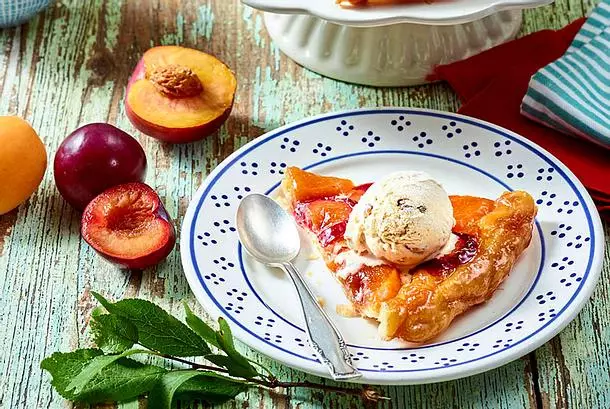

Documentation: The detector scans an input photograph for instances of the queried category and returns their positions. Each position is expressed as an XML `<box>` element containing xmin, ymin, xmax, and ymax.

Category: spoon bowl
<box><xmin>236</xmin><ymin>194</ymin><xmax>300</xmax><ymax>264</ymax></box>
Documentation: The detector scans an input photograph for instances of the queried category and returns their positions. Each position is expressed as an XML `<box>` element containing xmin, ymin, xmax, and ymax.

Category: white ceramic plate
<box><xmin>181</xmin><ymin>108</ymin><xmax>604</xmax><ymax>385</ymax></box>
<box><xmin>242</xmin><ymin>0</ymin><xmax>552</xmax><ymax>26</ymax></box>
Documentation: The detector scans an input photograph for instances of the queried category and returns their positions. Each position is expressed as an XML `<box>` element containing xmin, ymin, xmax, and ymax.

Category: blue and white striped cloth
<box><xmin>521</xmin><ymin>0</ymin><xmax>610</xmax><ymax>149</ymax></box>
<box><xmin>0</xmin><ymin>0</ymin><xmax>51</xmax><ymax>28</ymax></box>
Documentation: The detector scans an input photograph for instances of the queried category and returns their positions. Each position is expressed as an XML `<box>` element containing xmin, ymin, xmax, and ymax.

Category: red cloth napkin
<box><xmin>431</xmin><ymin>19</ymin><xmax>610</xmax><ymax>221</ymax></box>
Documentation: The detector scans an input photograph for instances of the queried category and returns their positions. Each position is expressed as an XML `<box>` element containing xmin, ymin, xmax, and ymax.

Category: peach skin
<box><xmin>0</xmin><ymin>116</ymin><xmax>47</xmax><ymax>215</ymax></box>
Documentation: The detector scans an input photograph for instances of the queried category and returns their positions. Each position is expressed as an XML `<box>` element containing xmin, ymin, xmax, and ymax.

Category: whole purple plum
<box><xmin>54</xmin><ymin>123</ymin><xmax>147</xmax><ymax>210</ymax></box>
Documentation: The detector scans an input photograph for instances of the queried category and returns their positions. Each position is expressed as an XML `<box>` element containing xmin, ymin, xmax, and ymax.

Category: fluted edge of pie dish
<box><xmin>263</xmin><ymin>11</ymin><xmax>522</xmax><ymax>86</ymax></box>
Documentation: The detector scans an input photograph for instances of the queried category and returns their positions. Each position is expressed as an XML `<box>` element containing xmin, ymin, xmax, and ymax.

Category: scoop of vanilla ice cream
<box><xmin>344</xmin><ymin>171</ymin><xmax>455</xmax><ymax>266</ymax></box>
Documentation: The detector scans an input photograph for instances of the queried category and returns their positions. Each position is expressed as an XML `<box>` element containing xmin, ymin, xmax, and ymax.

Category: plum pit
<box><xmin>105</xmin><ymin>191</ymin><xmax>155</xmax><ymax>235</ymax></box>
<box><xmin>147</xmin><ymin>64</ymin><xmax>203</xmax><ymax>98</ymax></box>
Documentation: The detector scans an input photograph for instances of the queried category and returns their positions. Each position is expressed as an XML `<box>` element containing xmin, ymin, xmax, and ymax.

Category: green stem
<box><xmin>247</xmin><ymin>377</ymin><xmax>389</xmax><ymax>402</ymax></box>
<box><xmin>158</xmin><ymin>354</ymin><xmax>389</xmax><ymax>403</ymax></box>
<box><xmin>160</xmin><ymin>354</ymin><xmax>230</xmax><ymax>374</ymax></box>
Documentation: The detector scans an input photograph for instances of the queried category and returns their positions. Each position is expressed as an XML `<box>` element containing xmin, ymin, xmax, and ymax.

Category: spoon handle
<box><xmin>280</xmin><ymin>261</ymin><xmax>361</xmax><ymax>381</ymax></box>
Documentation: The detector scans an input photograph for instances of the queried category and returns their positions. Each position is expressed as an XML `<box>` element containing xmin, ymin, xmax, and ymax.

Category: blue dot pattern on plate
<box><xmin>506</xmin><ymin>164</ymin><xmax>525</xmax><ymax>179</ymax></box>
<box><xmin>462</xmin><ymin>141</ymin><xmax>481</xmax><ymax>158</ymax></box>
<box><xmin>536</xmin><ymin>167</ymin><xmax>555</xmax><ymax>182</ymax></box>
<box><xmin>390</xmin><ymin>115</ymin><xmax>412</xmax><ymax>132</ymax></box>
<box><xmin>493</xmin><ymin>140</ymin><xmax>513</xmax><ymax>157</ymax></box>
<box><xmin>413</xmin><ymin>131</ymin><xmax>433</xmax><ymax>149</ymax></box>
<box><xmin>183</xmin><ymin>110</ymin><xmax>599</xmax><ymax>378</ymax></box>
<box><xmin>269</xmin><ymin>161</ymin><xmax>286</xmax><ymax>174</ymax></box>
<box><xmin>240</xmin><ymin>161</ymin><xmax>259</xmax><ymax>175</ymax></box>
<box><xmin>336</xmin><ymin>119</ymin><xmax>355</xmax><ymax>136</ymax></box>
<box><xmin>213</xmin><ymin>219</ymin><xmax>237</xmax><ymax>234</ymax></box>
<box><xmin>312</xmin><ymin>142</ymin><xmax>332</xmax><ymax>157</ymax></box>
<box><xmin>401</xmin><ymin>353</ymin><xmax>425</xmax><ymax>363</ymax></box>
<box><xmin>442</xmin><ymin>121</ymin><xmax>462</xmax><ymax>139</ymax></box>
<box><xmin>456</xmin><ymin>342</ymin><xmax>480</xmax><ymax>352</ymax></box>
<box><xmin>361</xmin><ymin>131</ymin><xmax>381</xmax><ymax>148</ymax></box>
<box><xmin>280</xmin><ymin>137</ymin><xmax>300</xmax><ymax>153</ymax></box>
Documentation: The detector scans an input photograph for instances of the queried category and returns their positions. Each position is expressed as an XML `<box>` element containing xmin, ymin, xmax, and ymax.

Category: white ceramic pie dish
<box><xmin>242</xmin><ymin>0</ymin><xmax>552</xmax><ymax>26</ymax></box>
<box><xmin>242</xmin><ymin>0</ymin><xmax>553</xmax><ymax>86</ymax></box>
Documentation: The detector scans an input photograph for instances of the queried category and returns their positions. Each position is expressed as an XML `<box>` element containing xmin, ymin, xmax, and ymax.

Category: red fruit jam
<box><xmin>419</xmin><ymin>233</ymin><xmax>479</xmax><ymax>277</ymax></box>
<box><xmin>293</xmin><ymin>183</ymin><xmax>372</xmax><ymax>247</ymax></box>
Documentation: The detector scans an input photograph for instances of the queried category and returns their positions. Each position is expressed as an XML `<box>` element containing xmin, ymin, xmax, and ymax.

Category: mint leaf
<box><xmin>41</xmin><ymin>349</ymin><xmax>167</xmax><ymax>403</ymax></box>
<box><xmin>183</xmin><ymin>305</ymin><xmax>258</xmax><ymax>377</ymax></box>
<box><xmin>91</xmin><ymin>314</ymin><xmax>138</xmax><ymax>353</ymax></box>
<box><xmin>147</xmin><ymin>370</ymin><xmax>202</xmax><ymax>409</ymax></box>
<box><xmin>203</xmin><ymin>354</ymin><xmax>255</xmax><ymax>379</ymax></box>
<box><xmin>183</xmin><ymin>302</ymin><xmax>220</xmax><ymax>348</ymax></box>
<box><xmin>176</xmin><ymin>372</ymin><xmax>249</xmax><ymax>404</ymax></box>
<box><xmin>148</xmin><ymin>370</ymin><xmax>248</xmax><ymax>409</ymax></box>
<box><xmin>41</xmin><ymin>349</ymin><xmax>103</xmax><ymax>400</ymax></box>
<box><xmin>67</xmin><ymin>349</ymin><xmax>152</xmax><ymax>394</ymax></box>
<box><xmin>93</xmin><ymin>292</ymin><xmax>210</xmax><ymax>357</ymax></box>
<box><xmin>215</xmin><ymin>318</ymin><xmax>258</xmax><ymax>379</ymax></box>
<box><xmin>80</xmin><ymin>358</ymin><xmax>166</xmax><ymax>402</ymax></box>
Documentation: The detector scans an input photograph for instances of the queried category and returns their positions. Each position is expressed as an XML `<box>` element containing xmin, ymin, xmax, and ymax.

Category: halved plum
<box><xmin>81</xmin><ymin>182</ymin><xmax>176</xmax><ymax>269</ymax></box>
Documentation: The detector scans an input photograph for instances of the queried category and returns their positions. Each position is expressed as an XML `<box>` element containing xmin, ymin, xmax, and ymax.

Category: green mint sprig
<box><xmin>41</xmin><ymin>292</ymin><xmax>389</xmax><ymax>407</ymax></box>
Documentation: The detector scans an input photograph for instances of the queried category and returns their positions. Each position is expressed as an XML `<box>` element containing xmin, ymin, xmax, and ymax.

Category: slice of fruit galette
<box><xmin>279</xmin><ymin>167</ymin><xmax>537</xmax><ymax>342</ymax></box>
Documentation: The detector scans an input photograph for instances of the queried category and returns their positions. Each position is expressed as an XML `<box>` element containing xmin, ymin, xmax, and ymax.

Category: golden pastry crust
<box><xmin>378</xmin><ymin>191</ymin><xmax>537</xmax><ymax>342</ymax></box>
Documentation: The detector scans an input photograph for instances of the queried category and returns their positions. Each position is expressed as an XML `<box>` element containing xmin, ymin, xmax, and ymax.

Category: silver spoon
<box><xmin>236</xmin><ymin>193</ymin><xmax>361</xmax><ymax>381</ymax></box>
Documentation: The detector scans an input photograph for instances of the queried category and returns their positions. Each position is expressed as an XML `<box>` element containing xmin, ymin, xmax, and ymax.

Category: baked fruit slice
<box><xmin>279</xmin><ymin>167</ymin><xmax>537</xmax><ymax>342</ymax></box>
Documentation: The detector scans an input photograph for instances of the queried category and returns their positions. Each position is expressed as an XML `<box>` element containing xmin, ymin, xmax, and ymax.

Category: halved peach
<box><xmin>81</xmin><ymin>182</ymin><xmax>176</xmax><ymax>269</ymax></box>
<box><xmin>125</xmin><ymin>46</ymin><xmax>237</xmax><ymax>143</ymax></box>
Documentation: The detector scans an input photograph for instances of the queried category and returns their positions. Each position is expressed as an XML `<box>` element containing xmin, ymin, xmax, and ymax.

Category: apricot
<box><xmin>125</xmin><ymin>46</ymin><xmax>237</xmax><ymax>143</ymax></box>
<box><xmin>0</xmin><ymin>117</ymin><xmax>47</xmax><ymax>215</ymax></box>
<box><xmin>450</xmin><ymin>195</ymin><xmax>495</xmax><ymax>235</ymax></box>
<box><xmin>282</xmin><ymin>167</ymin><xmax>355</xmax><ymax>203</ymax></box>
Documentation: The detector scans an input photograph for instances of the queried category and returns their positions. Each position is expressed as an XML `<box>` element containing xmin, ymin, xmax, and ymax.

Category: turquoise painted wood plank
<box><xmin>533</xmin><ymin>224</ymin><xmax>610</xmax><ymax>409</ymax></box>
<box><xmin>0</xmin><ymin>0</ymin><xmax>607</xmax><ymax>408</ymax></box>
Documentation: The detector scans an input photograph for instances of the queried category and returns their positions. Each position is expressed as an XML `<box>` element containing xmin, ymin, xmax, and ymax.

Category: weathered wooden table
<box><xmin>1</xmin><ymin>1</ymin><xmax>608</xmax><ymax>408</ymax></box>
